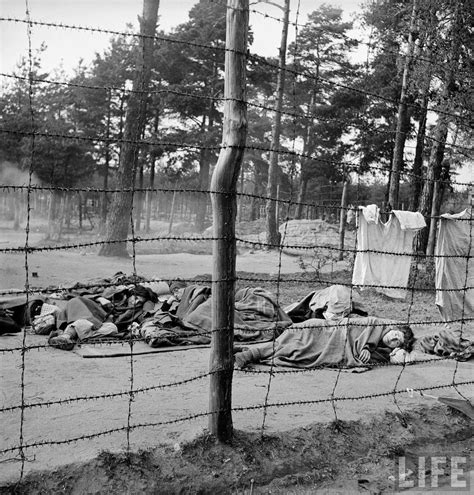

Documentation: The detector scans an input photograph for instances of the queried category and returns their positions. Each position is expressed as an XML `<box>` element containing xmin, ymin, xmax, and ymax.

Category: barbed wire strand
<box><xmin>2</xmin><ymin>72</ymin><xmax>472</xmax><ymax>158</ymax></box>
<box><xmin>1</xmin><ymin>16</ymin><xmax>471</xmax><ymax>124</ymax></box>
<box><xmin>261</xmin><ymin>0</ymin><xmax>302</xmax><ymax>437</ymax></box>
<box><xmin>17</xmin><ymin>0</ymin><xmax>36</xmax><ymax>480</ymax></box>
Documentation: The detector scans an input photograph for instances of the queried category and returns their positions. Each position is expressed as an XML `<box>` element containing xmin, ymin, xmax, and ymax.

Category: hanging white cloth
<box><xmin>435</xmin><ymin>208</ymin><xmax>474</xmax><ymax>321</ymax></box>
<box><xmin>352</xmin><ymin>205</ymin><xmax>426</xmax><ymax>299</ymax></box>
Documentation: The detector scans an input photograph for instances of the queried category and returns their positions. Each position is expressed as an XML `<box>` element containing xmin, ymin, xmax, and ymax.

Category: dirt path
<box><xmin>2</xmin><ymin>330</ymin><xmax>472</xmax><ymax>485</ymax></box>
<box><xmin>1</xmin><ymin>231</ymin><xmax>473</xmax><ymax>487</ymax></box>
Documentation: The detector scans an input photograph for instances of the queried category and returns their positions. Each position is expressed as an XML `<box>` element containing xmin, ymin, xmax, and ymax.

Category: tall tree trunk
<box><xmin>426</xmin><ymin>160</ymin><xmax>450</xmax><ymax>256</ymax></box>
<box><xmin>295</xmin><ymin>175</ymin><xmax>308</xmax><ymax>219</ymax></box>
<box><xmin>145</xmin><ymin>155</ymin><xmax>155</xmax><ymax>233</ymax></box>
<box><xmin>12</xmin><ymin>191</ymin><xmax>20</xmax><ymax>230</ymax></box>
<box><xmin>265</xmin><ymin>0</ymin><xmax>290</xmax><ymax>247</ymax></box>
<box><xmin>409</xmin><ymin>93</ymin><xmax>428</xmax><ymax>211</ymax></box>
<box><xmin>100</xmin><ymin>88</ymin><xmax>112</xmax><ymax>232</ymax></box>
<box><xmin>99</xmin><ymin>0</ymin><xmax>159</xmax><ymax>257</ymax></box>
<box><xmin>409</xmin><ymin>31</ymin><xmax>434</xmax><ymax>211</ymax></box>
<box><xmin>295</xmin><ymin>89</ymin><xmax>317</xmax><ymax>220</ymax></box>
<box><xmin>388</xmin><ymin>0</ymin><xmax>417</xmax><ymax>209</ymax></box>
<box><xmin>250</xmin><ymin>169</ymin><xmax>259</xmax><ymax>221</ymax></box>
<box><xmin>417</xmin><ymin>3</ymin><xmax>461</xmax><ymax>254</ymax></box>
<box><xmin>237</xmin><ymin>162</ymin><xmax>245</xmax><ymax>223</ymax></box>
<box><xmin>135</xmin><ymin>160</ymin><xmax>144</xmax><ymax>232</ymax></box>
<box><xmin>146</xmin><ymin>111</ymin><xmax>160</xmax><ymax>233</ymax></box>
<box><xmin>195</xmin><ymin>145</ymin><xmax>211</xmax><ymax>232</ymax></box>
<box><xmin>338</xmin><ymin>179</ymin><xmax>349</xmax><ymax>261</ymax></box>
<box><xmin>417</xmin><ymin>118</ymin><xmax>448</xmax><ymax>252</ymax></box>
<box><xmin>196</xmin><ymin>60</ymin><xmax>218</xmax><ymax>232</ymax></box>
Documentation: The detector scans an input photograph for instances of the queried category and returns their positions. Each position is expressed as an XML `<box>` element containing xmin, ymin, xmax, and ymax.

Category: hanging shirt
<box><xmin>435</xmin><ymin>208</ymin><xmax>474</xmax><ymax>322</ymax></box>
<box><xmin>352</xmin><ymin>205</ymin><xmax>426</xmax><ymax>299</ymax></box>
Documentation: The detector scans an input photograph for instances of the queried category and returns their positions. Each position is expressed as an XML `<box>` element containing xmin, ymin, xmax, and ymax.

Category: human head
<box><xmin>169</xmin><ymin>279</ymin><xmax>187</xmax><ymax>296</ymax></box>
<box><xmin>382</xmin><ymin>324</ymin><xmax>414</xmax><ymax>352</ymax></box>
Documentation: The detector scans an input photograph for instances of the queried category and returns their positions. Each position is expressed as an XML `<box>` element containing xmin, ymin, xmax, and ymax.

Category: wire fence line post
<box><xmin>208</xmin><ymin>0</ymin><xmax>249</xmax><ymax>442</ymax></box>
<box><xmin>338</xmin><ymin>178</ymin><xmax>349</xmax><ymax>261</ymax></box>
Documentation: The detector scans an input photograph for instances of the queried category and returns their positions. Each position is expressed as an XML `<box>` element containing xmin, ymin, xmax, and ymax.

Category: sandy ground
<box><xmin>1</xmin><ymin>228</ymin><xmax>473</xmax><ymax>486</ymax></box>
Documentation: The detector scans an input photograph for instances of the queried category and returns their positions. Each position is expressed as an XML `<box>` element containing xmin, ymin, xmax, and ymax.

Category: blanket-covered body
<box><xmin>141</xmin><ymin>286</ymin><xmax>293</xmax><ymax>347</ymax></box>
<box><xmin>251</xmin><ymin>316</ymin><xmax>395</xmax><ymax>368</ymax></box>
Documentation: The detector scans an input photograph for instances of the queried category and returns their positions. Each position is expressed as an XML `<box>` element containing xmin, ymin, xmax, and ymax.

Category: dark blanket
<box><xmin>182</xmin><ymin>287</ymin><xmax>293</xmax><ymax>341</ymax></box>
<box><xmin>56</xmin><ymin>296</ymin><xmax>107</xmax><ymax>329</ymax></box>
<box><xmin>252</xmin><ymin>316</ymin><xmax>395</xmax><ymax>368</ymax></box>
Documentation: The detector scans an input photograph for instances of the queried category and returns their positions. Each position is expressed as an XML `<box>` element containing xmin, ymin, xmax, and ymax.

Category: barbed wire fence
<box><xmin>0</xmin><ymin>0</ymin><xmax>473</xmax><ymax>485</ymax></box>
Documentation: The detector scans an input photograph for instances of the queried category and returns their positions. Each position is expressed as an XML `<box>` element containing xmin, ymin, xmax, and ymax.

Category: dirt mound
<box><xmin>3</xmin><ymin>406</ymin><xmax>471</xmax><ymax>495</ymax></box>
<box><xmin>278</xmin><ymin>219</ymin><xmax>353</xmax><ymax>248</ymax></box>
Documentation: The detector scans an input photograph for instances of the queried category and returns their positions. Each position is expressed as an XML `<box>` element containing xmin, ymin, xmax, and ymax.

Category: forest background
<box><xmin>0</xmin><ymin>0</ymin><xmax>472</xmax><ymax>255</ymax></box>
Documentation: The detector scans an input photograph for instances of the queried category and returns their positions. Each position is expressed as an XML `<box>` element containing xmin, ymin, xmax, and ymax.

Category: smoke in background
<box><xmin>0</xmin><ymin>161</ymin><xmax>40</xmax><ymax>186</ymax></box>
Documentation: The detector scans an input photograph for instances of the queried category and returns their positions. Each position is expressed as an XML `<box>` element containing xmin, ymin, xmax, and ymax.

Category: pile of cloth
<box><xmin>1</xmin><ymin>270</ymin><xmax>472</xmax><ymax>369</ymax></box>
<box><xmin>0</xmin><ymin>273</ymin><xmax>294</xmax><ymax>351</ymax></box>
<box><xmin>419</xmin><ymin>329</ymin><xmax>473</xmax><ymax>361</ymax></box>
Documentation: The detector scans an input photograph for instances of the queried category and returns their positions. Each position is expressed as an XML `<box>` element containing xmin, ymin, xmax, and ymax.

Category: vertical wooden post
<box><xmin>276</xmin><ymin>184</ymin><xmax>280</xmax><ymax>226</ymax></box>
<box><xmin>426</xmin><ymin>179</ymin><xmax>440</xmax><ymax>256</ymax></box>
<box><xmin>237</xmin><ymin>163</ymin><xmax>245</xmax><ymax>223</ymax></box>
<box><xmin>168</xmin><ymin>190</ymin><xmax>177</xmax><ymax>234</ymax></box>
<box><xmin>338</xmin><ymin>179</ymin><xmax>348</xmax><ymax>261</ymax></box>
<box><xmin>78</xmin><ymin>192</ymin><xmax>83</xmax><ymax>232</ymax></box>
<box><xmin>209</xmin><ymin>0</ymin><xmax>248</xmax><ymax>442</ymax></box>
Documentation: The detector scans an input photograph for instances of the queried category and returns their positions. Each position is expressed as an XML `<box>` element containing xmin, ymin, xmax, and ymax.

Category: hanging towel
<box><xmin>352</xmin><ymin>207</ymin><xmax>425</xmax><ymax>299</ymax></box>
<box><xmin>435</xmin><ymin>208</ymin><xmax>474</xmax><ymax>321</ymax></box>
<box><xmin>392</xmin><ymin>210</ymin><xmax>426</xmax><ymax>230</ymax></box>
<box><xmin>361</xmin><ymin>204</ymin><xmax>380</xmax><ymax>223</ymax></box>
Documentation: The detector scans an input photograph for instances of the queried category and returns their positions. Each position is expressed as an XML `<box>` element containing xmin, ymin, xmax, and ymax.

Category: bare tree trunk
<box><xmin>146</xmin><ymin>112</ymin><xmax>160</xmax><ymax>233</ymax></box>
<box><xmin>426</xmin><ymin>161</ymin><xmax>450</xmax><ymax>255</ymax></box>
<box><xmin>250</xmin><ymin>167</ymin><xmax>259</xmax><ymax>221</ymax></box>
<box><xmin>168</xmin><ymin>191</ymin><xmax>177</xmax><ymax>234</ymax></box>
<box><xmin>410</xmin><ymin>94</ymin><xmax>428</xmax><ymax>211</ymax></box>
<box><xmin>417</xmin><ymin>118</ymin><xmax>448</xmax><ymax>252</ymax></box>
<box><xmin>12</xmin><ymin>191</ymin><xmax>20</xmax><ymax>230</ymax></box>
<box><xmin>196</xmin><ymin>61</ymin><xmax>218</xmax><ymax>233</ymax></box>
<box><xmin>78</xmin><ymin>192</ymin><xmax>83</xmax><ymax>232</ymax></box>
<box><xmin>100</xmin><ymin>88</ymin><xmax>112</xmax><ymax>232</ymax></box>
<box><xmin>295</xmin><ymin>175</ymin><xmax>308</xmax><ymax>219</ymax></box>
<box><xmin>338</xmin><ymin>179</ymin><xmax>349</xmax><ymax>261</ymax></box>
<box><xmin>99</xmin><ymin>0</ymin><xmax>159</xmax><ymax>257</ymax></box>
<box><xmin>237</xmin><ymin>162</ymin><xmax>245</xmax><ymax>223</ymax></box>
<box><xmin>209</xmin><ymin>0</ymin><xmax>248</xmax><ymax>442</ymax></box>
<box><xmin>388</xmin><ymin>0</ymin><xmax>417</xmax><ymax>209</ymax></box>
<box><xmin>145</xmin><ymin>156</ymin><xmax>155</xmax><ymax>233</ymax></box>
<box><xmin>195</xmin><ymin>147</ymin><xmax>210</xmax><ymax>232</ymax></box>
<box><xmin>135</xmin><ymin>160</ymin><xmax>144</xmax><ymax>232</ymax></box>
<box><xmin>409</xmin><ymin>33</ymin><xmax>434</xmax><ymax>211</ymax></box>
<box><xmin>265</xmin><ymin>0</ymin><xmax>290</xmax><ymax>247</ymax></box>
<box><xmin>46</xmin><ymin>190</ymin><xmax>59</xmax><ymax>240</ymax></box>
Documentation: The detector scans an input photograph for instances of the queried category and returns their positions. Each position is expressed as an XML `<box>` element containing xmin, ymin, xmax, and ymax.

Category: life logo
<box><xmin>395</xmin><ymin>455</ymin><xmax>471</xmax><ymax>492</ymax></box>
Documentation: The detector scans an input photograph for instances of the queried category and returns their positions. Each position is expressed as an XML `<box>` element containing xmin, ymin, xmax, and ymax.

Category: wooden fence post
<box><xmin>338</xmin><ymin>179</ymin><xmax>349</xmax><ymax>261</ymax></box>
<box><xmin>168</xmin><ymin>190</ymin><xmax>176</xmax><ymax>234</ymax></box>
<box><xmin>209</xmin><ymin>0</ymin><xmax>248</xmax><ymax>442</ymax></box>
